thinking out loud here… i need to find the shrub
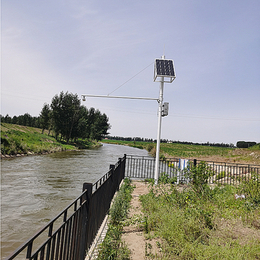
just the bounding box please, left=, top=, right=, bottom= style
left=158, top=172, right=177, bottom=184
left=146, top=143, right=154, bottom=152
left=149, top=147, right=156, bottom=157
left=185, top=161, right=214, bottom=196
left=240, top=172, right=260, bottom=206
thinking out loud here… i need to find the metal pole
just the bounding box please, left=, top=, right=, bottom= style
left=154, top=76, right=164, bottom=185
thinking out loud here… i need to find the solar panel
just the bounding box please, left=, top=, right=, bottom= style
left=154, top=59, right=176, bottom=82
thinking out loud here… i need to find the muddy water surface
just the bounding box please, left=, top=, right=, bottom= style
left=1, top=143, right=149, bottom=259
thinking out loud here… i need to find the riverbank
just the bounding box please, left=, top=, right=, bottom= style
left=102, top=139, right=260, bottom=165
left=1, top=123, right=101, bottom=158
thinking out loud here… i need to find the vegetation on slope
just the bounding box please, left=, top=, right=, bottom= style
left=101, top=139, right=260, bottom=165
left=1, top=123, right=100, bottom=156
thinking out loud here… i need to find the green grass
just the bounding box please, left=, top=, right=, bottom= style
left=102, top=140, right=232, bottom=157
left=250, top=143, right=260, bottom=151
left=1, top=123, right=99, bottom=155
left=139, top=175, right=260, bottom=259
left=102, top=139, right=260, bottom=164
left=97, top=178, right=133, bottom=260
left=160, top=143, right=231, bottom=158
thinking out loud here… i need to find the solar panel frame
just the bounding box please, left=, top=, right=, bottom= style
left=154, top=59, right=176, bottom=83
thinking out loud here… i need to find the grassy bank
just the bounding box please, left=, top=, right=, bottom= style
left=102, top=139, right=260, bottom=165
left=1, top=123, right=100, bottom=156
left=137, top=170, right=260, bottom=259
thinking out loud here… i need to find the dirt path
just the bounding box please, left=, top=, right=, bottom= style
left=122, top=181, right=162, bottom=260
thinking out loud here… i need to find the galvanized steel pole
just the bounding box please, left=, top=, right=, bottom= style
left=154, top=55, right=166, bottom=185
left=154, top=78, right=164, bottom=185
left=154, top=77, right=164, bottom=185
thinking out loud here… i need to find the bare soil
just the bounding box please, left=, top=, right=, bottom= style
left=214, top=218, right=260, bottom=246
left=122, top=181, right=162, bottom=260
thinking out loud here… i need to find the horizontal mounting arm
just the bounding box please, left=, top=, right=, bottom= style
left=81, top=94, right=159, bottom=102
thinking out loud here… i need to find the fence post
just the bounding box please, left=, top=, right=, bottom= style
left=193, top=159, right=197, bottom=167
left=123, top=154, right=126, bottom=179
left=110, top=163, right=115, bottom=183
left=82, top=183, right=92, bottom=200
left=80, top=183, right=92, bottom=260
left=118, top=158, right=123, bottom=190
left=110, top=164, right=115, bottom=173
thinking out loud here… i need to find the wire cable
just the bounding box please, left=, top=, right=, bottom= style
left=107, top=61, right=154, bottom=96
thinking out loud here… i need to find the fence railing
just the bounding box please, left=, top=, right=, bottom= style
left=125, top=155, right=260, bottom=185
left=4, top=155, right=126, bottom=260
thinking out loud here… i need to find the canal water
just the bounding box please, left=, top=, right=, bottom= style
left=1, top=143, right=149, bottom=259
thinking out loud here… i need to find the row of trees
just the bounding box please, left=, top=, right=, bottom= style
left=1, top=113, right=41, bottom=128
left=236, top=141, right=257, bottom=148
left=107, top=136, right=154, bottom=143
left=106, top=136, right=236, bottom=147
left=1, top=92, right=111, bottom=142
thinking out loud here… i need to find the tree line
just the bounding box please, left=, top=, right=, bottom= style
left=1, top=113, right=41, bottom=128
left=1, top=92, right=110, bottom=142
left=236, top=141, right=257, bottom=148
left=106, top=136, right=236, bottom=148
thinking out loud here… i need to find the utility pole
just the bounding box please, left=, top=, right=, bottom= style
left=153, top=55, right=176, bottom=185
left=154, top=75, right=164, bottom=185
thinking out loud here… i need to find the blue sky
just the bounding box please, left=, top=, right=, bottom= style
left=1, top=0, right=260, bottom=144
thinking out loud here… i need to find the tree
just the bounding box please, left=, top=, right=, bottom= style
left=93, top=112, right=110, bottom=141
left=12, top=116, right=18, bottom=124
left=40, top=103, right=51, bottom=134
left=4, top=114, right=12, bottom=123
left=32, top=117, right=41, bottom=128
left=86, top=107, right=96, bottom=139
left=236, top=141, right=257, bottom=148
left=23, top=113, right=33, bottom=126
left=71, top=106, right=89, bottom=141
left=51, top=91, right=81, bottom=142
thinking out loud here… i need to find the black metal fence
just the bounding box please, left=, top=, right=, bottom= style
left=4, top=155, right=126, bottom=260
left=125, top=155, right=260, bottom=185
